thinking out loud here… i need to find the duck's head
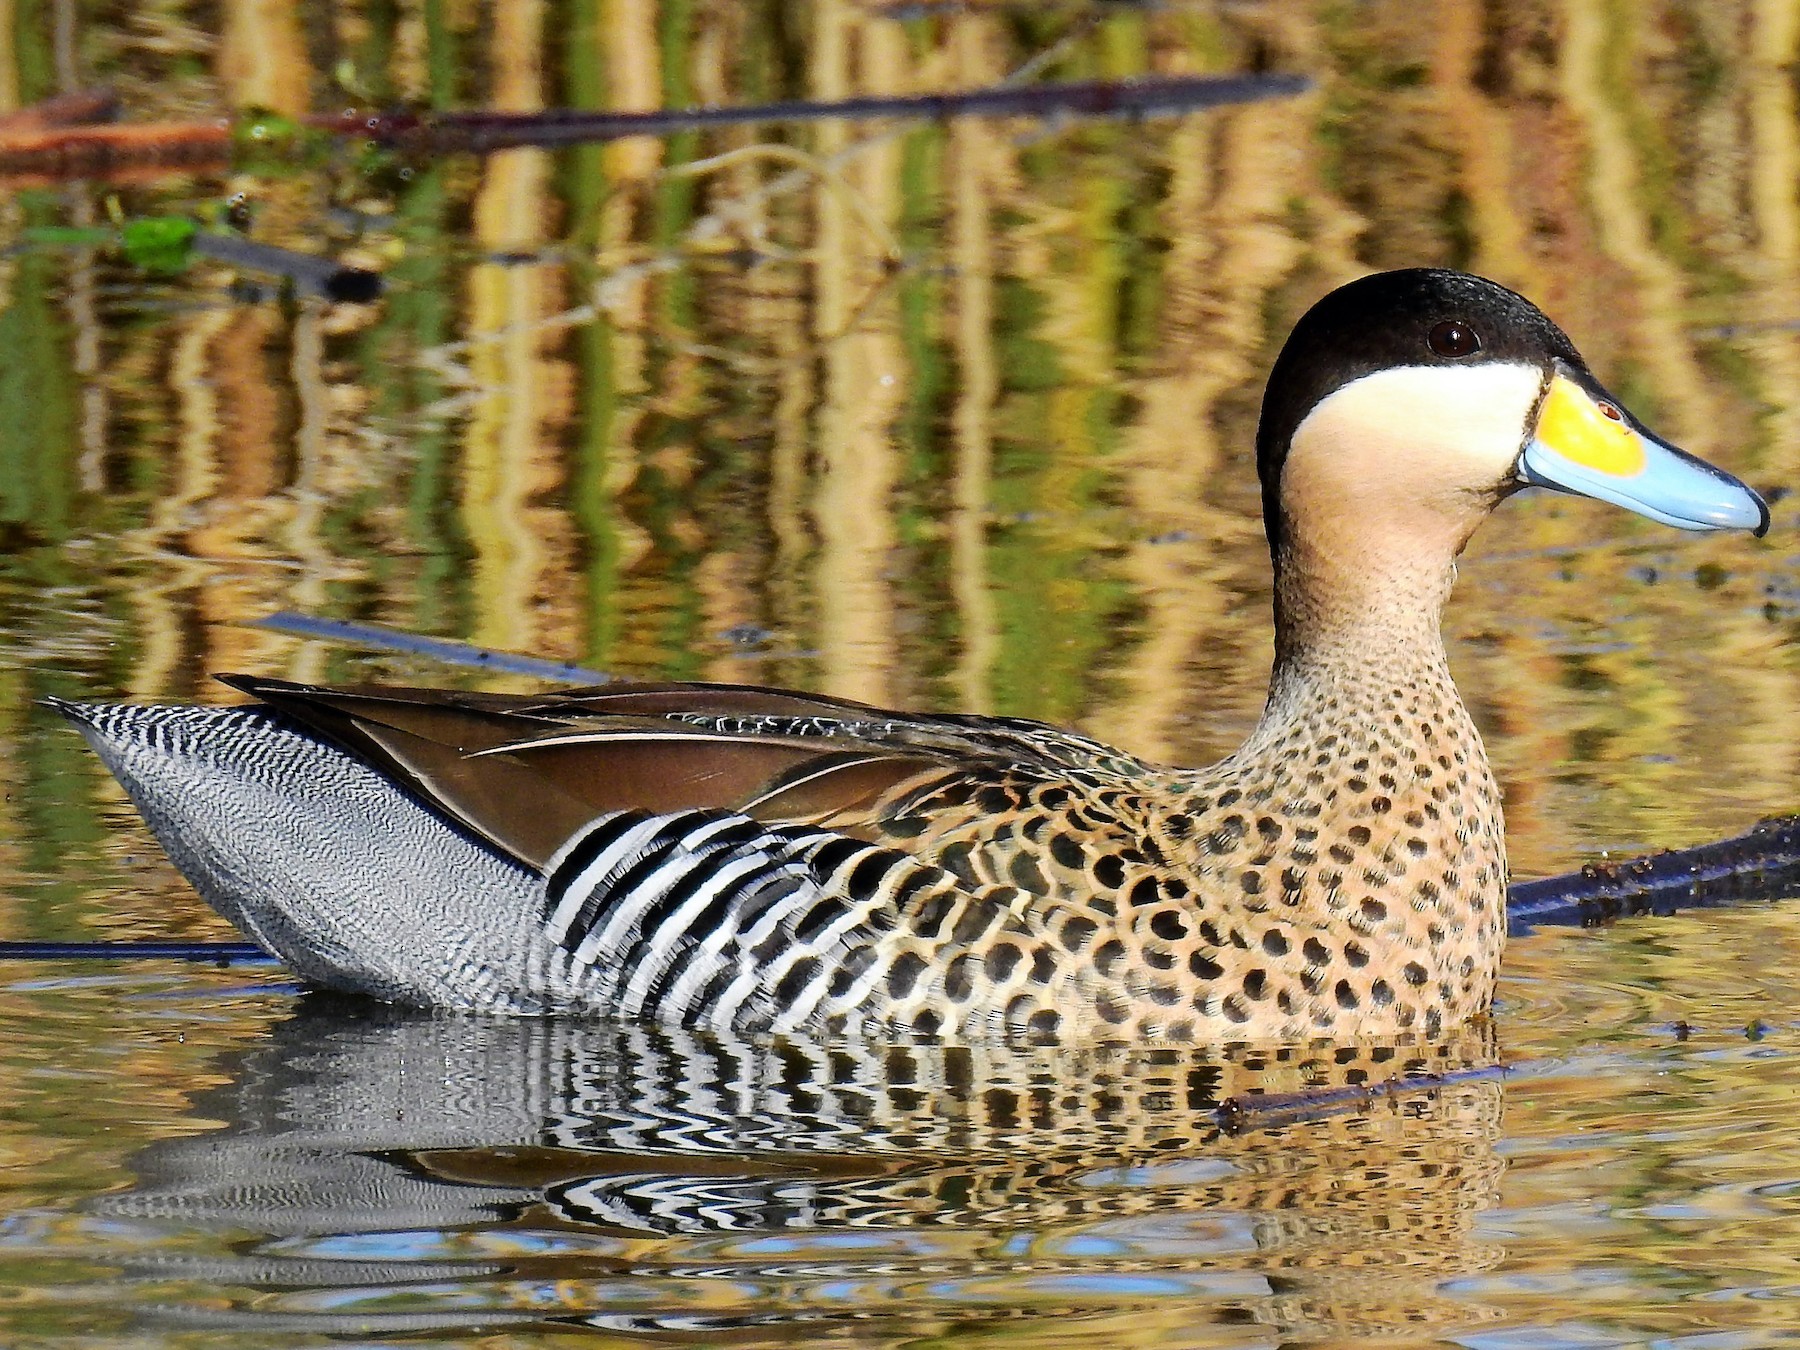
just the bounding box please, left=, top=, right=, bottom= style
left=1256, top=269, right=1768, bottom=600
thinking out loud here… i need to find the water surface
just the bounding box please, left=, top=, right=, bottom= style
left=5, top=2, right=1800, bottom=1344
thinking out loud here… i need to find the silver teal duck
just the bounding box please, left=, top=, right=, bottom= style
left=53, top=269, right=1769, bottom=1040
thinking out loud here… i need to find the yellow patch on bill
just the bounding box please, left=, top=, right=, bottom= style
left=1533, top=375, right=1646, bottom=477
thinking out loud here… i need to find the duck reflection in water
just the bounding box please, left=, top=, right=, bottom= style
left=93, top=1000, right=1508, bottom=1340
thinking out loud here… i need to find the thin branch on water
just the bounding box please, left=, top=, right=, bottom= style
left=0, top=74, right=1308, bottom=183
left=1508, top=814, right=1800, bottom=929
left=0, top=940, right=272, bottom=964
left=0, top=119, right=234, bottom=183
left=248, top=612, right=613, bottom=683
left=189, top=234, right=382, bottom=303
left=349, top=74, right=1311, bottom=154
left=1215, top=1062, right=1513, bottom=1133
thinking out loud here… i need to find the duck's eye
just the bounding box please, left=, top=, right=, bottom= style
left=1427, top=320, right=1482, bottom=358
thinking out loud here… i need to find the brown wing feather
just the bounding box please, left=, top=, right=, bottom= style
left=218, top=674, right=1139, bottom=774
left=217, top=674, right=958, bottom=869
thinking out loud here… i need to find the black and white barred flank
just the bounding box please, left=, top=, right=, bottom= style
left=53, top=697, right=1053, bottom=1031
left=533, top=808, right=931, bottom=1031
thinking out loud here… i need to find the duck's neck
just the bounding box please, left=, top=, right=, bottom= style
left=1202, top=539, right=1507, bottom=1031
left=1262, top=538, right=1462, bottom=730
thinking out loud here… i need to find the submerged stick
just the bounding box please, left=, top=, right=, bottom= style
left=0, top=940, right=273, bottom=964
left=190, top=235, right=383, bottom=303
left=353, top=73, right=1312, bottom=154
left=250, top=612, right=612, bottom=683
left=1508, top=814, right=1800, bottom=929
left=0, top=74, right=1308, bottom=182
left=1216, top=1062, right=1512, bottom=1133
left=0, top=119, right=233, bottom=183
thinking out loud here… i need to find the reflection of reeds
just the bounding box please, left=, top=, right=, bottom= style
left=7, top=0, right=1800, bottom=916
left=0, top=9, right=16, bottom=114
left=282, top=303, right=336, bottom=686
left=219, top=1, right=309, bottom=117
left=464, top=0, right=579, bottom=665
left=947, top=19, right=1002, bottom=713
left=1748, top=0, right=1800, bottom=479
left=1730, top=1, right=1800, bottom=803
left=809, top=1, right=905, bottom=705
left=569, top=0, right=664, bottom=672
left=125, top=307, right=228, bottom=699
left=1560, top=0, right=1720, bottom=446
left=61, top=200, right=105, bottom=493
left=1090, top=102, right=1303, bottom=762
left=1429, top=1, right=1536, bottom=286
left=109, top=2, right=321, bottom=697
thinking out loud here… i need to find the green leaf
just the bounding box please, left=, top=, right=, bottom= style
left=119, top=217, right=197, bottom=274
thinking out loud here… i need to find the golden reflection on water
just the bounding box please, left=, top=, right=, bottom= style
left=3, top=1, right=1800, bottom=1345
left=0, top=1, right=1791, bottom=879
left=10, top=994, right=1512, bottom=1342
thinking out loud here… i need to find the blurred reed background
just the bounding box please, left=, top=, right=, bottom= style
left=1, top=0, right=1798, bottom=943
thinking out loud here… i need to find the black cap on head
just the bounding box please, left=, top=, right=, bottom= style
left=1254, top=269, right=1585, bottom=556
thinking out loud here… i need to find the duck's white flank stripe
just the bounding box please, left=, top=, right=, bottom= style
left=569, top=847, right=700, bottom=969
left=653, top=870, right=791, bottom=1020
left=615, top=850, right=793, bottom=1017
left=706, top=840, right=848, bottom=1027
left=544, top=815, right=670, bottom=941
left=562, top=816, right=748, bottom=966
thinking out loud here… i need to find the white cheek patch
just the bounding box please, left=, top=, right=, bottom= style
left=1285, top=362, right=1545, bottom=502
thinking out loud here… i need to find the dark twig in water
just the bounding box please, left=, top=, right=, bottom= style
left=0, top=74, right=1307, bottom=183
left=341, top=73, right=1312, bottom=153
left=1507, top=813, right=1800, bottom=930
left=0, top=121, right=233, bottom=182
left=190, top=234, right=382, bottom=303
left=249, top=612, right=612, bottom=683
left=0, top=940, right=273, bottom=964
left=1216, top=1062, right=1512, bottom=1133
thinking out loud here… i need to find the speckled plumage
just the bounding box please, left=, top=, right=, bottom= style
left=54, top=268, right=1765, bottom=1040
